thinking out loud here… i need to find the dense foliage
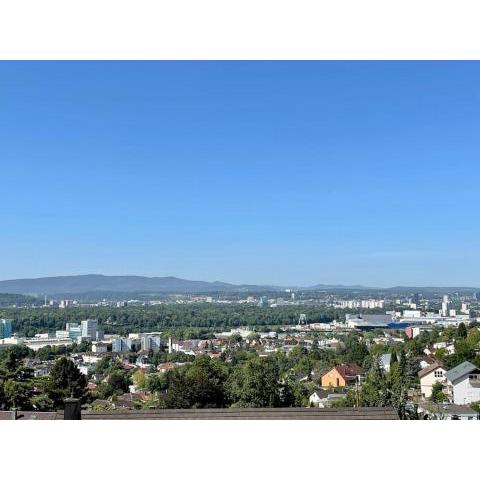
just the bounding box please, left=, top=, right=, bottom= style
left=0, top=293, right=40, bottom=307
left=0, top=347, right=87, bottom=411
left=1, top=304, right=347, bottom=337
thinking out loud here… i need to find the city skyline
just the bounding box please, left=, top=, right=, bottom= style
left=1, top=61, right=480, bottom=286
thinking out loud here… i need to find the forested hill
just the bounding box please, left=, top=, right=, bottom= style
left=0, top=274, right=274, bottom=295
left=1, top=274, right=477, bottom=296
left=0, top=293, right=40, bottom=307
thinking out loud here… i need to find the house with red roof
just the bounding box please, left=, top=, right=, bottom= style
left=321, top=363, right=364, bottom=389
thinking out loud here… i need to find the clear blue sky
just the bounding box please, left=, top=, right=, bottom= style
left=1, top=61, right=479, bottom=287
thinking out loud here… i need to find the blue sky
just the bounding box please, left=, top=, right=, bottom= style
left=1, top=61, right=479, bottom=287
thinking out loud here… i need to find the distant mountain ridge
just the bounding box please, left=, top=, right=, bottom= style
left=0, top=274, right=275, bottom=295
left=0, top=274, right=478, bottom=296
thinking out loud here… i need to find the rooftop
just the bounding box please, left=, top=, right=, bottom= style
left=0, top=407, right=399, bottom=420
left=446, top=361, right=479, bottom=383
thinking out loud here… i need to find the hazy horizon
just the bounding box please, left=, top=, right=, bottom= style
left=0, top=272, right=479, bottom=290
left=1, top=61, right=480, bottom=286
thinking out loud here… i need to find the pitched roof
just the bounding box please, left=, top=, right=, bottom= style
left=334, top=363, right=363, bottom=380
left=418, top=362, right=444, bottom=379
left=416, top=355, right=437, bottom=365
left=446, top=361, right=479, bottom=383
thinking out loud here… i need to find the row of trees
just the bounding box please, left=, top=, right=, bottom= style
left=1, top=304, right=347, bottom=337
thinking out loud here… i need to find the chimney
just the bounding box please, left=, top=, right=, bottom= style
left=64, top=398, right=81, bottom=420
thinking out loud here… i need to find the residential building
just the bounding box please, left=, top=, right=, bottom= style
left=418, top=362, right=447, bottom=399
left=92, top=341, right=108, bottom=353
left=446, top=361, right=480, bottom=405
left=112, top=337, right=128, bottom=353
left=321, top=363, right=363, bottom=388
left=309, top=390, right=347, bottom=408
left=140, top=333, right=162, bottom=352
left=417, top=403, right=479, bottom=420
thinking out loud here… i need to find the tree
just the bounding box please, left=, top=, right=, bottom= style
left=228, top=333, right=243, bottom=348
left=310, top=338, right=321, bottom=360
left=3, top=379, right=33, bottom=410
left=145, top=373, right=167, bottom=394
left=466, top=328, right=480, bottom=350
left=430, top=381, right=447, bottom=403
left=227, top=356, right=281, bottom=407
left=343, top=335, right=369, bottom=365
left=0, top=345, right=33, bottom=363
left=162, top=356, right=228, bottom=408
left=183, top=356, right=227, bottom=407
left=162, top=369, right=194, bottom=409
left=457, top=322, right=467, bottom=340
left=358, top=360, right=390, bottom=407
left=132, top=369, right=146, bottom=389
left=0, top=349, right=34, bottom=410
left=404, top=354, right=420, bottom=387
left=390, top=351, right=398, bottom=365
left=45, top=357, right=88, bottom=409
left=280, top=373, right=309, bottom=407
left=389, top=360, right=407, bottom=417
left=97, top=369, right=131, bottom=399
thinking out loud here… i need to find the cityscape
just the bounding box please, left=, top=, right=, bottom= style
left=1, top=278, right=480, bottom=420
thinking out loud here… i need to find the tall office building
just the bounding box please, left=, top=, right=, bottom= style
left=81, top=319, right=99, bottom=340
left=0, top=319, right=13, bottom=339
left=66, top=322, right=82, bottom=341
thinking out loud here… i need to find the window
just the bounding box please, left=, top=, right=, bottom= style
left=434, top=370, right=443, bottom=378
left=469, top=374, right=478, bottom=380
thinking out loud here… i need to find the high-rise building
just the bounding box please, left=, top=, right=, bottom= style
left=441, top=295, right=449, bottom=316
left=140, top=334, right=162, bottom=353
left=0, top=319, right=13, bottom=339
left=66, top=322, right=82, bottom=341
left=258, top=296, right=268, bottom=307
left=81, top=319, right=98, bottom=340
left=59, top=299, right=72, bottom=309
